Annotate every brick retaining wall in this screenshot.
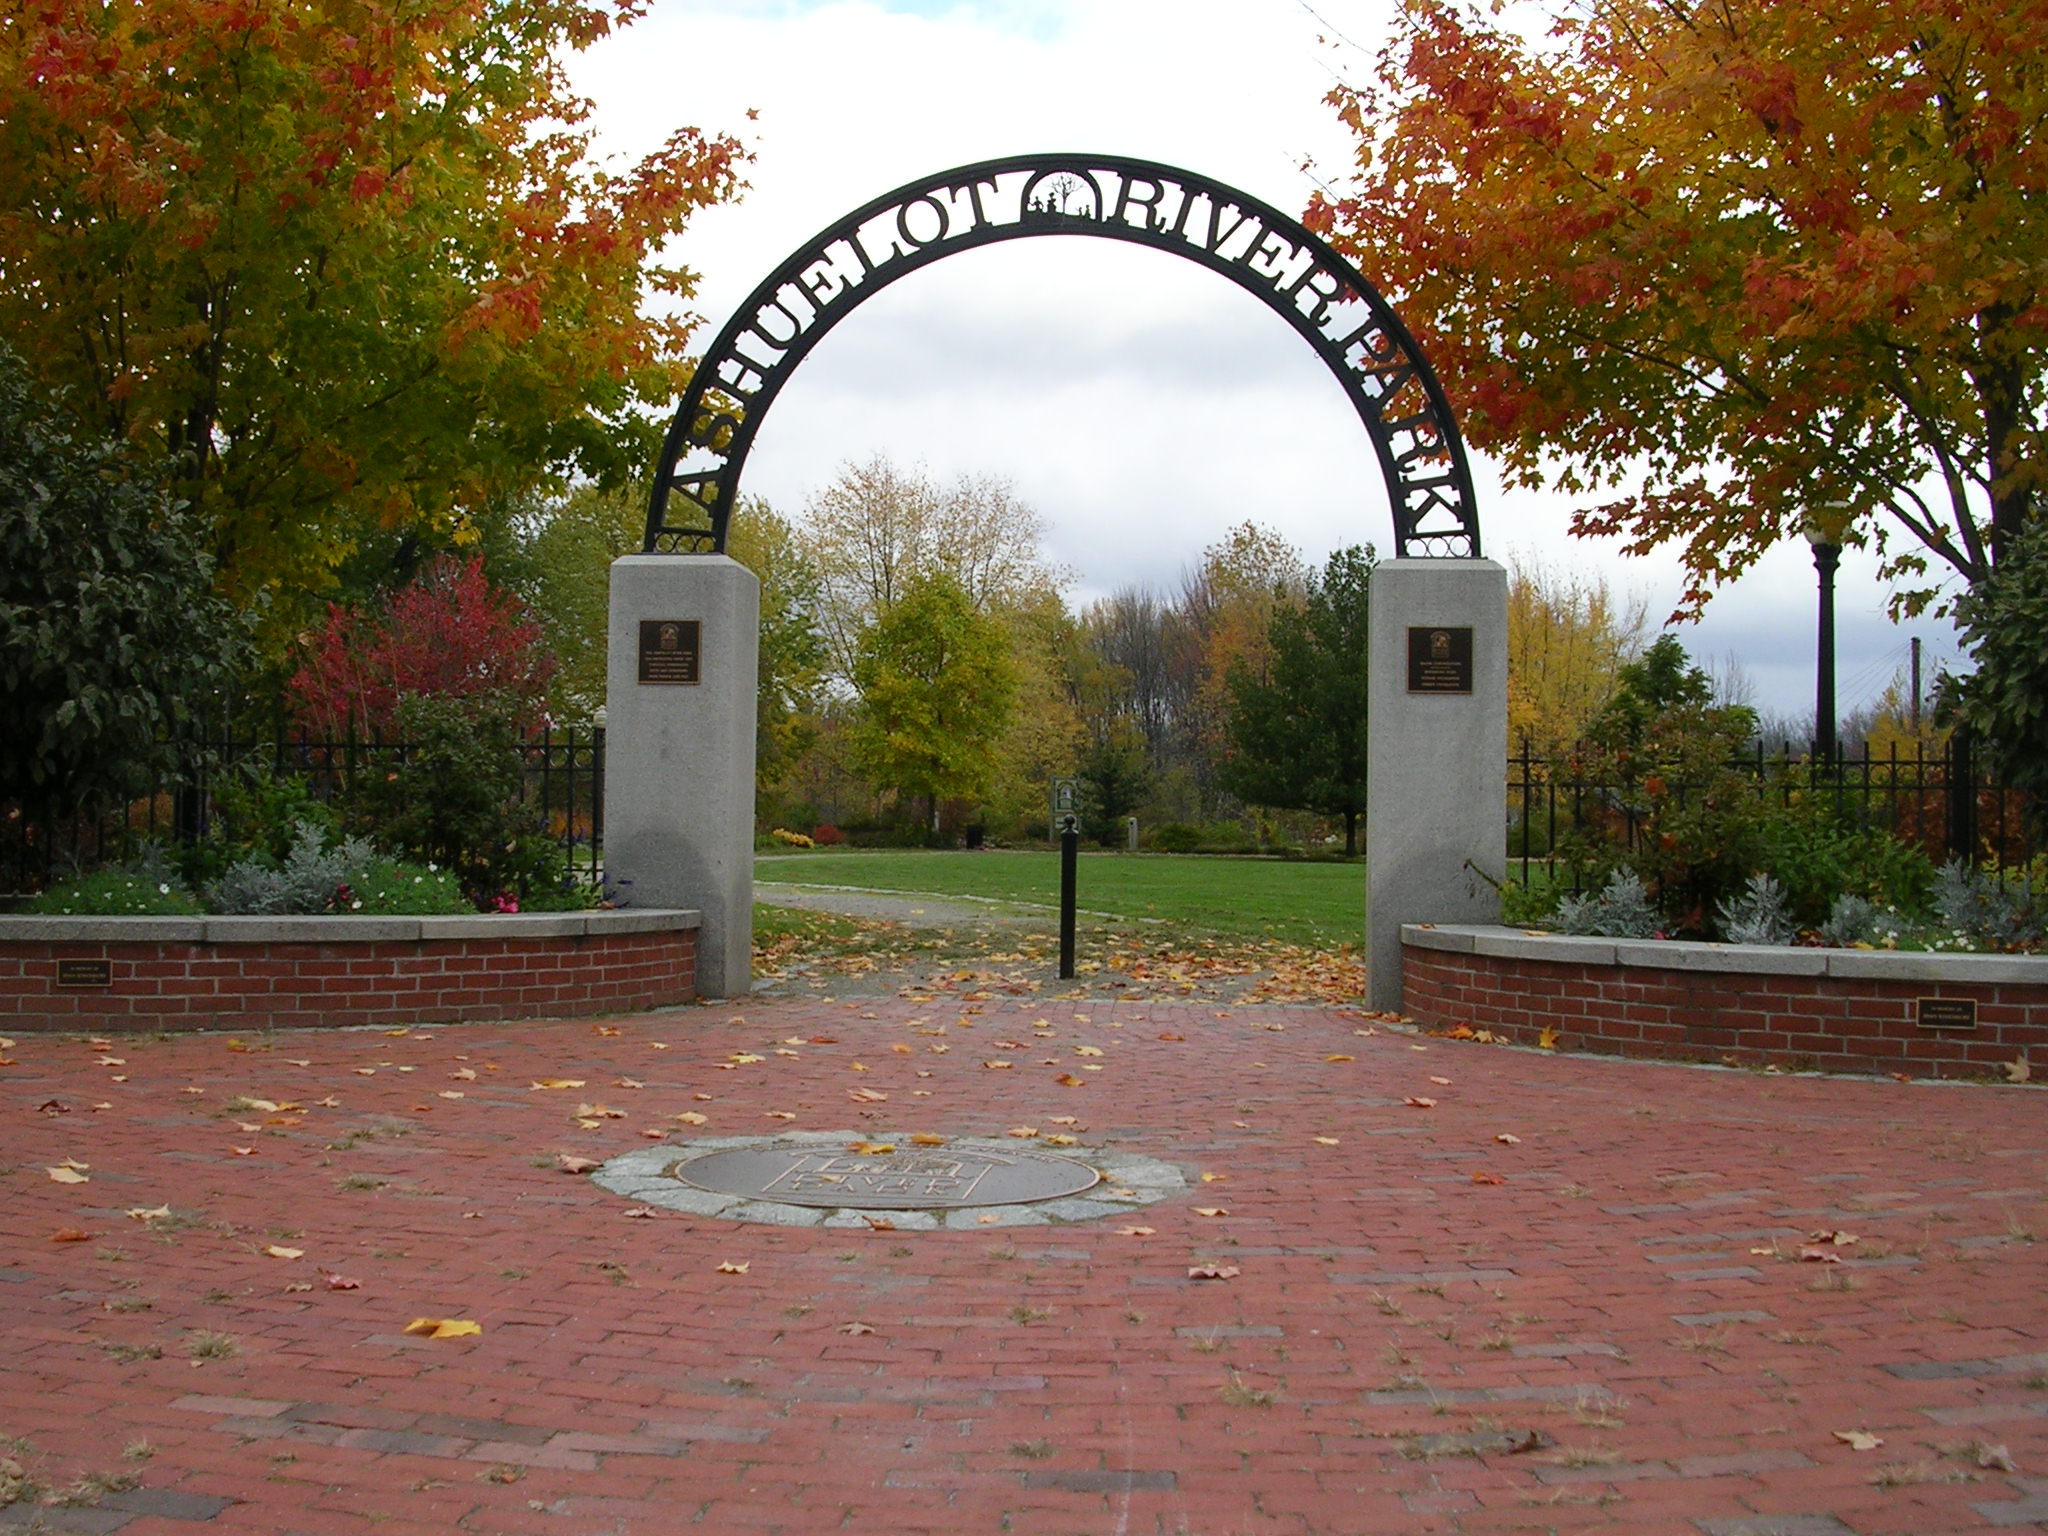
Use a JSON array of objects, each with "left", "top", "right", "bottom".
[
  {"left": 1401, "top": 924, "right": 2047, "bottom": 1078},
  {"left": 0, "top": 910, "right": 698, "bottom": 1033}
]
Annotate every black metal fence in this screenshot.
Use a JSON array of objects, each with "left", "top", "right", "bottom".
[
  {"left": 1, "top": 728, "right": 606, "bottom": 899},
  {"left": 1509, "top": 736, "right": 2037, "bottom": 894}
]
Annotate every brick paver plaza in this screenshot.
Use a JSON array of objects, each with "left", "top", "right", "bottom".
[{"left": 5, "top": 994, "right": 2046, "bottom": 1534}]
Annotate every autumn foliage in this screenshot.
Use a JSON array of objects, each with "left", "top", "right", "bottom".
[
  {"left": 0, "top": 0, "right": 745, "bottom": 605},
  {"left": 1310, "top": 0, "right": 2048, "bottom": 616},
  {"left": 288, "top": 555, "right": 555, "bottom": 739}
]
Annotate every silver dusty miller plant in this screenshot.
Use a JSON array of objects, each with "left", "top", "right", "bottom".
[{"left": 1552, "top": 869, "right": 1662, "bottom": 939}]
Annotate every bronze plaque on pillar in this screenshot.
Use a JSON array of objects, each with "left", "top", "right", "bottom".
[
  {"left": 637, "top": 619, "right": 701, "bottom": 685},
  {"left": 1407, "top": 626, "right": 1474, "bottom": 694}
]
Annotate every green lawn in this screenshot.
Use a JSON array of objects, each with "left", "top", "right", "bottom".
[{"left": 754, "top": 849, "right": 1364, "bottom": 948}]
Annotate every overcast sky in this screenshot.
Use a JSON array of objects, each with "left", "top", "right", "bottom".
[{"left": 567, "top": 0, "right": 1960, "bottom": 727}]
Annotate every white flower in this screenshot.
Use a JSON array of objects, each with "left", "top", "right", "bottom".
[{"left": 159, "top": 883, "right": 170, "bottom": 895}]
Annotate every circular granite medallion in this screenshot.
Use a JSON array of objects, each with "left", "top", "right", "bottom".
[
  {"left": 673, "top": 1141, "right": 1099, "bottom": 1210},
  {"left": 591, "top": 1132, "right": 1187, "bottom": 1230}
]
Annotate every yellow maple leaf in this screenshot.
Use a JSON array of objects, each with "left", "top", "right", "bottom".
[
  {"left": 530, "top": 1079, "right": 586, "bottom": 1090},
  {"left": 715, "top": 1261, "right": 749, "bottom": 1275},
  {"left": 1537, "top": 1026, "right": 1560, "bottom": 1051},
  {"left": 403, "top": 1318, "right": 482, "bottom": 1339}
]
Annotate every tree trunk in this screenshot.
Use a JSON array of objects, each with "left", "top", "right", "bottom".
[{"left": 1344, "top": 809, "right": 1359, "bottom": 857}]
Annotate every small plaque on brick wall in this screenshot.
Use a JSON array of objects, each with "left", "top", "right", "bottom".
[
  {"left": 637, "top": 619, "right": 702, "bottom": 685},
  {"left": 1407, "top": 626, "right": 1474, "bottom": 694},
  {"left": 1916, "top": 996, "right": 1977, "bottom": 1031},
  {"left": 56, "top": 959, "right": 112, "bottom": 987}
]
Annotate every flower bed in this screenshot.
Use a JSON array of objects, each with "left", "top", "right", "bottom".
[
  {"left": 1401, "top": 923, "right": 2047, "bottom": 1078},
  {"left": 0, "top": 909, "right": 698, "bottom": 1034}
]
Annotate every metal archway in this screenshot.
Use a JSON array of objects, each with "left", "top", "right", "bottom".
[{"left": 645, "top": 153, "right": 1479, "bottom": 559}]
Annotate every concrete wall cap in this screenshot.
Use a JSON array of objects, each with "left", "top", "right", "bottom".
[
  {"left": 0, "top": 916, "right": 210, "bottom": 943},
  {"left": 1404, "top": 923, "right": 2048, "bottom": 985}
]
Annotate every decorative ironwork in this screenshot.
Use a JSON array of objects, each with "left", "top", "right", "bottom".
[{"left": 645, "top": 153, "right": 1480, "bottom": 559}]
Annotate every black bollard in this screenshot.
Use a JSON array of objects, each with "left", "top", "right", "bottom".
[{"left": 1058, "top": 815, "right": 1079, "bottom": 980}]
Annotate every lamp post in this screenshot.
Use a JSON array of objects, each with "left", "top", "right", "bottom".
[{"left": 1803, "top": 515, "right": 1844, "bottom": 764}]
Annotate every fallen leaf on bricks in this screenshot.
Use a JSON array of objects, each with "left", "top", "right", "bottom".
[
  {"left": 574, "top": 1104, "right": 624, "bottom": 1120},
  {"left": 1048, "top": 1116, "right": 1080, "bottom": 1126},
  {"left": 1428, "top": 1075, "right": 1452, "bottom": 1086},
  {"left": 982, "top": 1060, "right": 1014, "bottom": 1070},
  {"left": 1118, "top": 1226, "right": 1156, "bottom": 1237},
  {"left": 715, "top": 1261, "right": 749, "bottom": 1275},
  {"left": 556, "top": 1155, "right": 601, "bottom": 1175},
  {"left": 1074, "top": 1046, "right": 1104, "bottom": 1057},
  {"left": 1054, "top": 1074, "right": 1087, "bottom": 1087},
  {"left": 451, "top": 1068, "right": 477, "bottom": 1081},
  {"left": 861, "top": 1216, "right": 896, "bottom": 1231},
  {"left": 125, "top": 1205, "right": 172, "bottom": 1222},
  {"left": 848, "top": 1088, "right": 888, "bottom": 1103},
  {"left": 620, "top": 1208, "right": 657, "bottom": 1220},
  {"left": 325, "top": 1273, "right": 362, "bottom": 1289},
  {"left": 1193, "top": 1207, "right": 1230, "bottom": 1218},
  {"left": 1405, "top": 1097, "right": 1437, "bottom": 1109},
  {"left": 1979, "top": 1444, "right": 2019, "bottom": 1472},
  {"left": 1832, "top": 1429, "right": 1883, "bottom": 1451},
  {"left": 615, "top": 1077, "right": 644, "bottom": 1090},
  {"left": 673, "top": 1111, "right": 709, "bottom": 1125},
  {"left": 1157, "top": 1032, "right": 1186, "bottom": 1042},
  {"left": 403, "top": 1318, "right": 481, "bottom": 1339},
  {"left": 2005, "top": 1055, "right": 2031, "bottom": 1084},
  {"left": 838, "top": 1322, "right": 875, "bottom": 1335},
  {"left": 231, "top": 1147, "right": 256, "bottom": 1157},
  {"left": 1808, "top": 1230, "right": 1859, "bottom": 1246},
  {"left": 1187, "top": 1265, "right": 1240, "bottom": 1280},
  {"left": 46, "top": 1166, "right": 89, "bottom": 1184},
  {"left": 530, "top": 1079, "right": 585, "bottom": 1090},
  {"left": 1495, "top": 1133, "right": 1522, "bottom": 1145},
  {"left": 640, "top": 1128, "right": 667, "bottom": 1139},
  {"left": 51, "top": 1228, "right": 90, "bottom": 1243},
  {"left": 1537, "top": 1026, "right": 1561, "bottom": 1051},
  {"left": 1471, "top": 1171, "right": 1506, "bottom": 1185},
  {"left": 1313, "top": 1136, "right": 1340, "bottom": 1146},
  {"left": 1797, "top": 1246, "right": 1842, "bottom": 1263},
  {"left": 1006, "top": 1126, "right": 1040, "bottom": 1139},
  {"left": 1044, "top": 1134, "right": 1079, "bottom": 1147},
  {"left": 592, "top": 1024, "right": 622, "bottom": 1037},
  {"left": 1325, "top": 1054, "right": 1355, "bottom": 1063},
  {"left": 910, "top": 1133, "right": 947, "bottom": 1146},
  {"left": 263, "top": 1245, "right": 303, "bottom": 1260},
  {"left": 283, "top": 1281, "right": 313, "bottom": 1293}
]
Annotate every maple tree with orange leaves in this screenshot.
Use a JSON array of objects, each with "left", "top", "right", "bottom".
[
  {"left": 0, "top": 0, "right": 746, "bottom": 607},
  {"left": 1309, "top": 0, "right": 2046, "bottom": 618}
]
